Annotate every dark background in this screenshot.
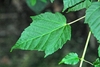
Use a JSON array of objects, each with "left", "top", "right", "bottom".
[{"left": 0, "top": 0, "right": 98, "bottom": 67}]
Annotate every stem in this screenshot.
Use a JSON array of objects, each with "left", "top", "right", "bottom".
[
  {"left": 68, "top": 16, "right": 85, "bottom": 25},
  {"left": 79, "top": 31, "right": 91, "bottom": 67},
  {"left": 83, "top": 59, "right": 93, "bottom": 65},
  {"left": 79, "top": 58, "right": 93, "bottom": 66}
]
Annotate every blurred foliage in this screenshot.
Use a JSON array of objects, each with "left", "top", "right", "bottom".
[{"left": 26, "top": 0, "right": 49, "bottom": 14}]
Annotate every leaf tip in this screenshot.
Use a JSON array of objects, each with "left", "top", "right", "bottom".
[
  {"left": 44, "top": 55, "right": 47, "bottom": 58},
  {"left": 62, "top": 9, "right": 65, "bottom": 12},
  {"left": 44, "top": 53, "right": 49, "bottom": 58},
  {"left": 10, "top": 48, "right": 13, "bottom": 52},
  {"left": 10, "top": 46, "right": 16, "bottom": 52},
  {"left": 58, "top": 61, "right": 63, "bottom": 65}
]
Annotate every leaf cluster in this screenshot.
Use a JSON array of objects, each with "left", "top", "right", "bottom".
[
  {"left": 60, "top": 45, "right": 100, "bottom": 67},
  {"left": 11, "top": 0, "right": 100, "bottom": 67}
]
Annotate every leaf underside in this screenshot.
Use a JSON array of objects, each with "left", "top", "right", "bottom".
[
  {"left": 85, "top": 2, "right": 100, "bottom": 42},
  {"left": 59, "top": 53, "right": 79, "bottom": 65},
  {"left": 63, "top": 0, "right": 83, "bottom": 12},
  {"left": 11, "top": 12, "right": 71, "bottom": 57},
  {"left": 67, "top": 0, "right": 91, "bottom": 13}
]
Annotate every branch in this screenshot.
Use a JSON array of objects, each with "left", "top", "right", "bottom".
[{"left": 79, "top": 31, "right": 91, "bottom": 67}]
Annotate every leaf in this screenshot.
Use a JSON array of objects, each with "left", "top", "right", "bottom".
[
  {"left": 98, "top": 45, "right": 100, "bottom": 57},
  {"left": 85, "top": 2, "right": 100, "bottom": 42},
  {"left": 63, "top": 0, "right": 83, "bottom": 12},
  {"left": 41, "top": 0, "right": 47, "bottom": 3},
  {"left": 11, "top": 12, "right": 71, "bottom": 57},
  {"left": 67, "top": 0, "right": 91, "bottom": 13},
  {"left": 59, "top": 53, "right": 79, "bottom": 65},
  {"left": 93, "top": 58, "right": 100, "bottom": 67},
  {"left": 30, "top": 0, "right": 36, "bottom": 6},
  {"left": 26, "top": 0, "right": 49, "bottom": 14}
]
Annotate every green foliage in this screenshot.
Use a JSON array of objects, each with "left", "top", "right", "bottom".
[
  {"left": 59, "top": 53, "right": 79, "bottom": 65},
  {"left": 63, "top": 0, "right": 83, "bottom": 12},
  {"left": 26, "top": 0, "right": 49, "bottom": 14},
  {"left": 67, "top": 0, "right": 91, "bottom": 13},
  {"left": 27, "top": 0, "right": 48, "bottom": 6},
  {"left": 98, "top": 45, "right": 100, "bottom": 57},
  {"left": 41, "top": 0, "right": 47, "bottom": 3},
  {"left": 85, "top": 2, "right": 100, "bottom": 42},
  {"left": 11, "top": 12, "right": 71, "bottom": 57},
  {"left": 93, "top": 58, "right": 100, "bottom": 67},
  {"left": 93, "top": 45, "right": 100, "bottom": 67},
  {"left": 11, "top": 0, "right": 100, "bottom": 67},
  {"left": 30, "top": 0, "right": 36, "bottom": 6}
]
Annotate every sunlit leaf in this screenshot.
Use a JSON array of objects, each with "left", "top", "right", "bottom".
[
  {"left": 11, "top": 12, "right": 71, "bottom": 57},
  {"left": 93, "top": 58, "right": 100, "bottom": 67},
  {"left": 85, "top": 2, "right": 100, "bottom": 42},
  {"left": 59, "top": 53, "right": 79, "bottom": 65}
]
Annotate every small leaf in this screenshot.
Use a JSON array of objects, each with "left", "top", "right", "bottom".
[
  {"left": 85, "top": 2, "right": 100, "bottom": 42},
  {"left": 63, "top": 0, "right": 83, "bottom": 12},
  {"left": 26, "top": 0, "right": 48, "bottom": 14},
  {"left": 59, "top": 53, "right": 79, "bottom": 65},
  {"left": 11, "top": 12, "right": 71, "bottom": 57},
  {"left": 98, "top": 45, "right": 100, "bottom": 57},
  {"left": 67, "top": 0, "right": 91, "bottom": 13},
  {"left": 93, "top": 58, "right": 100, "bottom": 67}
]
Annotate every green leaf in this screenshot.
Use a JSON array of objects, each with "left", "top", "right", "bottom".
[
  {"left": 11, "top": 12, "right": 71, "bottom": 57},
  {"left": 59, "top": 53, "right": 79, "bottom": 65},
  {"left": 30, "top": 0, "right": 36, "bottom": 6},
  {"left": 63, "top": 0, "right": 83, "bottom": 12},
  {"left": 41, "top": 0, "right": 47, "bottom": 3},
  {"left": 67, "top": 0, "right": 91, "bottom": 13},
  {"left": 93, "top": 58, "right": 100, "bottom": 67},
  {"left": 26, "top": 0, "right": 49, "bottom": 14},
  {"left": 85, "top": 2, "right": 100, "bottom": 42},
  {"left": 98, "top": 45, "right": 100, "bottom": 57}
]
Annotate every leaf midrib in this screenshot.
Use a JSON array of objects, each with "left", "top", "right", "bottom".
[{"left": 17, "top": 25, "right": 67, "bottom": 45}]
